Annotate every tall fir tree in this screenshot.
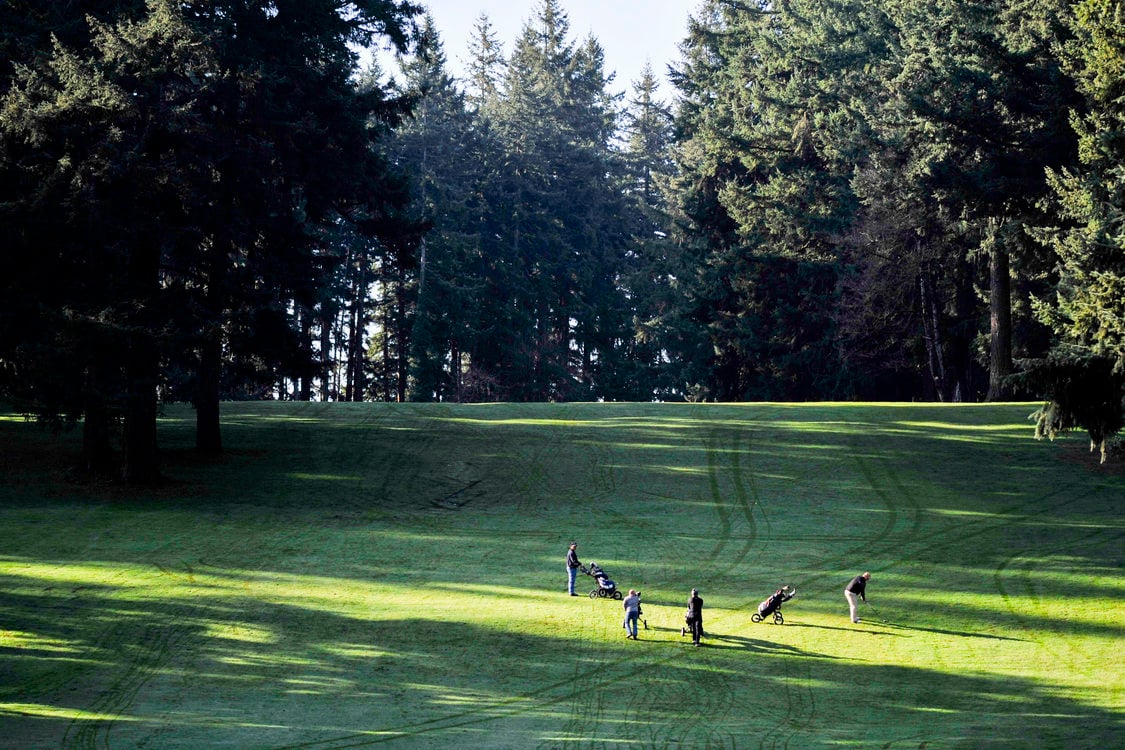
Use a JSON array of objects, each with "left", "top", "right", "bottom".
[
  {"left": 390, "top": 16, "right": 491, "bottom": 401},
  {"left": 1024, "top": 0, "right": 1125, "bottom": 461}
]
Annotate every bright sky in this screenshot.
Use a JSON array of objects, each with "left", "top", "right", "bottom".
[{"left": 415, "top": 0, "right": 700, "bottom": 99}]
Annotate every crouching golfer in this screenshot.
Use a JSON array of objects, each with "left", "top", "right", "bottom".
[{"left": 844, "top": 571, "right": 871, "bottom": 623}]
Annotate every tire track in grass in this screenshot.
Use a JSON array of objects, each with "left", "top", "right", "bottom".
[
  {"left": 658, "top": 646, "right": 738, "bottom": 750},
  {"left": 799, "top": 450, "right": 1085, "bottom": 597},
  {"left": 620, "top": 670, "right": 694, "bottom": 750},
  {"left": 779, "top": 452, "right": 912, "bottom": 597},
  {"left": 659, "top": 420, "right": 777, "bottom": 746},
  {"left": 892, "top": 485, "right": 1093, "bottom": 581},
  {"left": 758, "top": 657, "right": 816, "bottom": 750},
  {"left": 547, "top": 610, "right": 738, "bottom": 749},
  {"left": 851, "top": 430, "right": 1123, "bottom": 578},
  {"left": 726, "top": 426, "right": 769, "bottom": 573},
  {"left": 602, "top": 421, "right": 770, "bottom": 750},
  {"left": 700, "top": 424, "right": 765, "bottom": 577},
  {"left": 267, "top": 642, "right": 708, "bottom": 750},
  {"left": 340, "top": 410, "right": 1115, "bottom": 749},
  {"left": 265, "top": 414, "right": 847, "bottom": 749},
  {"left": 850, "top": 455, "right": 906, "bottom": 557},
  {"left": 701, "top": 432, "right": 734, "bottom": 567},
  {"left": 61, "top": 621, "right": 187, "bottom": 750},
  {"left": 552, "top": 665, "right": 597, "bottom": 747},
  {"left": 993, "top": 527, "right": 1124, "bottom": 676}
]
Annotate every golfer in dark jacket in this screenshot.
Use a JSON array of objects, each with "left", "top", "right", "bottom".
[
  {"left": 566, "top": 542, "right": 581, "bottom": 595},
  {"left": 686, "top": 588, "right": 704, "bottom": 645},
  {"left": 844, "top": 572, "right": 871, "bottom": 623}
]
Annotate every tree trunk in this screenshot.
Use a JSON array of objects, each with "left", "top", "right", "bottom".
[
  {"left": 346, "top": 259, "right": 367, "bottom": 402},
  {"left": 320, "top": 309, "right": 332, "bottom": 401},
  {"left": 452, "top": 341, "right": 461, "bottom": 402},
  {"left": 122, "top": 331, "right": 161, "bottom": 484},
  {"left": 987, "top": 246, "right": 1013, "bottom": 401},
  {"left": 81, "top": 360, "right": 115, "bottom": 475},
  {"left": 396, "top": 279, "right": 409, "bottom": 403},
  {"left": 299, "top": 307, "right": 313, "bottom": 401},
  {"left": 196, "top": 328, "right": 223, "bottom": 453},
  {"left": 81, "top": 395, "right": 115, "bottom": 476},
  {"left": 919, "top": 270, "right": 946, "bottom": 402},
  {"left": 121, "top": 244, "right": 161, "bottom": 484}
]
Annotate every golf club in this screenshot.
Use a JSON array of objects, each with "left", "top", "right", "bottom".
[{"left": 867, "top": 600, "right": 888, "bottom": 623}]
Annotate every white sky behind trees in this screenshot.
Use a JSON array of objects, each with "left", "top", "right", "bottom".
[{"left": 406, "top": 0, "right": 700, "bottom": 99}]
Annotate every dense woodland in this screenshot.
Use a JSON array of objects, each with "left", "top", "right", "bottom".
[{"left": 2, "top": 0, "right": 1124, "bottom": 481}]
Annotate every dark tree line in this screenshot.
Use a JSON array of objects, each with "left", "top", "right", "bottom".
[
  {"left": 1, "top": 0, "right": 423, "bottom": 480},
  {"left": 2, "top": 0, "right": 1123, "bottom": 476},
  {"left": 381, "top": 0, "right": 1122, "bottom": 456}
]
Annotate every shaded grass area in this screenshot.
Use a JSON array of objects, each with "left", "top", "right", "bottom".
[{"left": 1, "top": 402, "right": 1123, "bottom": 748}]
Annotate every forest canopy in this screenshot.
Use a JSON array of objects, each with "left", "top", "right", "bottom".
[{"left": 2, "top": 0, "right": 1123, "bottom": 479}]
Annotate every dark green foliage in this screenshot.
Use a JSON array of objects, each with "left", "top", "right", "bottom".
[
  {"left": 0, "top": 0, "right": 422, "bottom": 477},
  {"left": 1022, "top": 0, "right": 1125, "bottom": 457},
  {"left": 394, "top": 1, "right": 639, "bottom": 402},
  {"left": 664, "top": 1, "right": 855, "bottom": 400},
  {"left": 708, "top": 255, "right": 848, "bottom": 401},
  {"left": 659, "top": 0, "right": 1080, "bottom": 405},
  {"left": 5, "top": 0, "right": 1125, "bottom": 467},
  {"left": 391, "top": 17, "right": 491, "bottom": 402},
  {"left": 1014, "top": 348, "right": 1125, "bottom": 462}
]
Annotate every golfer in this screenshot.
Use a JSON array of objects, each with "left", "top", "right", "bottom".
[
  {"left": 686, "top": 588, "right": 704, "bottom": 646},
  {"left": 844, "top": 571, "right": 871, "bottom": 623},
  {"left": 622, "top": 589, "right": 641, "bottom": 639},
  {"left": 566, "top": 542, "right": 581, "bottom": 596}
]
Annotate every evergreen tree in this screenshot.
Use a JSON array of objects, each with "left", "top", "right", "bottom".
[
  {"left": 619, "top": 63, "right": 682, "bottom": 399},
  {"left": 471, "top": 0, "right": 630, "bottom": 401},
  {"left": 666, "top": 0, "right": 853, "bottom": 400},
  {"left": 1026, "top": 0, "right": 1125, "bottom": 460},
  {"left": 387, "top": 17, "right": 490, "bottom": 401},
  {"left": 1, "top": 0, "right": 422, "bottom": 478},
  {"left": 465, "top": 13, "right": 505, "bottom": 110}
]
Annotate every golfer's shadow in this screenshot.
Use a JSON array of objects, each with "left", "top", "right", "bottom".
[
  {"left": 704, "top": 632, "right": 842, "bottom": 658},
  {"left": 871, "top": 620, "right": 1027, "bottom": 641},
  {"left": 786, "top": 622, "right": 908, "bottom": 637}
]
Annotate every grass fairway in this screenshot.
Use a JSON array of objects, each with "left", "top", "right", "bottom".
[{"left": 1, "top": 402, "right": 1122, "bottom": 749}]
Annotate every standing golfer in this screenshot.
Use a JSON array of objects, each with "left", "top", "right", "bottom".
[
  {"left": 844, "top": 571, "right": 871, "bottom": 623},
  {"left": 566, "top": 542, "right": 581, "bottom": 595},
  {"left": 686, "top": 588, "right": 704, "bottom": 646},
  {"left": 622, "top": 589, "right": 641, "bottom": 639}
]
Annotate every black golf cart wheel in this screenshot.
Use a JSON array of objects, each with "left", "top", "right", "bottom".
[
  {"left": 750, "top": 612, "right": 762, "bottom": 623},
  {"left": 774, "top": 611, "right": 784, "bottom": 625},
  {"left": 613, "top": 591, "right": 623, "bottom": 600},
  {"left": 589, "top": 590, "right": 598, "bottom": 599}
]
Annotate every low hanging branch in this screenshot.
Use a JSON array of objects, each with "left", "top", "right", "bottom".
[{"left": 1011, "top": 348, "right": 1125, "bottom": 464}]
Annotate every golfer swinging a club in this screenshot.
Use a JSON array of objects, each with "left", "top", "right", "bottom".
[{"left": 844, "top": 571, "right": 871, "bottom": 623}]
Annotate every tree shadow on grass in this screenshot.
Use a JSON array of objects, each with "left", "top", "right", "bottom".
[
  {"left": 1, "top": 558, "right": 1122, "bottom": 750},
  {"left": 2, "top": 404, "right": 1123, "bottom": 748}
]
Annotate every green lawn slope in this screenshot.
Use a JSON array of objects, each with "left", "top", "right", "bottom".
[{"left": 1, "top": 402, "right": 1122, "bottom": 748}]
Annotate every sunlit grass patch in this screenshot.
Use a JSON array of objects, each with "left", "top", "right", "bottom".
[
  {"left": 0, "top": 703, "right": 139, "bottom": 722},
  {"left": 0, "top": 631, "right": 82, "bottom": 654}
]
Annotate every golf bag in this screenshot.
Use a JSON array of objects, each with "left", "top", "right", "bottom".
[
  {"left": 680, "top": 604, "right": 704, "bottom": 639},
  {"left": 751, "top": 585, "right": 796, "bottom": 624},
  {"left": 582, "top": 562, "right": 622, "bottom": 600}
]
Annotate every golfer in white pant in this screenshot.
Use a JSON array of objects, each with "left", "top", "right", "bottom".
[{"left": 844, "top": 571, "right": 871, "bottom": 623}]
